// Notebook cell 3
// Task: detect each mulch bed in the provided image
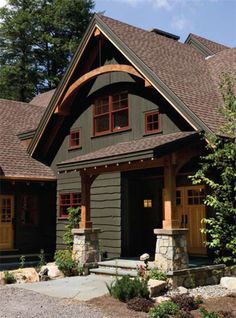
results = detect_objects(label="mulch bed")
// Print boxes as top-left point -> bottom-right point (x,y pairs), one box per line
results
88,294 -> 236,318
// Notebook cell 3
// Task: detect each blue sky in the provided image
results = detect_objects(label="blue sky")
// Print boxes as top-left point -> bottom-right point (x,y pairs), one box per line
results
95,0 -> 236,47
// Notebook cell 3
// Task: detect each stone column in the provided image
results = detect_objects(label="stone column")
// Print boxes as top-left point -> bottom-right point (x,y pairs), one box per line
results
154,228 -> 189,272
72,228 -> 101,272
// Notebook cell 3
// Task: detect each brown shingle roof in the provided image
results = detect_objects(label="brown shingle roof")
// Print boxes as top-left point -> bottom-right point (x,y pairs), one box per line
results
98,15 -> 234,132
0,99 -> 55,179
189,33 -> 229,54
60,131 -> 196,166
31,89 -> 55,108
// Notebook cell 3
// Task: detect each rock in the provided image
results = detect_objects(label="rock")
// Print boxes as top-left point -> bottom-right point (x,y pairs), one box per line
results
11,268 -> 39,284
148,279 -> 167,297
154,296 -> 171,304
220,277 -> 236,290
177,286 -> 188,294
40,262 -> 64,280
0,272 -> 6,285
140,253 -> 150,261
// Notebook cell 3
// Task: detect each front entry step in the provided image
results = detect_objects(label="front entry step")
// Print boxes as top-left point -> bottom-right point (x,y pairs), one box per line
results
89,259 -> 155,277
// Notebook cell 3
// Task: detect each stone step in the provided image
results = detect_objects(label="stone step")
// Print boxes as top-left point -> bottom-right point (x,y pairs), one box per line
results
90,267 -> 138,277
97,259 -> 155,270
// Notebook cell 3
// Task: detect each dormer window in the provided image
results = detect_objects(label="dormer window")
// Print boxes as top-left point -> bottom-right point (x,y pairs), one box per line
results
69,128 -> 81,149
145,111 -> 160,134
93,92 -> 129,136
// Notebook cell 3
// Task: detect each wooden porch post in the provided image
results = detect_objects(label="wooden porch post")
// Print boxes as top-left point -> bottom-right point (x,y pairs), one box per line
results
162,154 -> 179,229
79,172 -> 96,229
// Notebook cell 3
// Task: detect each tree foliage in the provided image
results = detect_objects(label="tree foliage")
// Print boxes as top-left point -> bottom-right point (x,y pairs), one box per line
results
0,0 -> 95,101
190,73 -> 236,265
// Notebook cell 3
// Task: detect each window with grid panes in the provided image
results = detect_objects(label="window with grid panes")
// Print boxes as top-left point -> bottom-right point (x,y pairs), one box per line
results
69,129 -> 80,148
93,92 -> 129,135
145,111 -> 160,133
59,193 -> 81,217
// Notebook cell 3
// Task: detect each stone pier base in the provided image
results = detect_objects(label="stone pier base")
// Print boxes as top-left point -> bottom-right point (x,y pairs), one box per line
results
72,228 -> 101,272
154,229 -> 189,272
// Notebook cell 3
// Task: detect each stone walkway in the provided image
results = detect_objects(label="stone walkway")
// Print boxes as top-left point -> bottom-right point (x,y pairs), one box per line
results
13,274 -> 113,301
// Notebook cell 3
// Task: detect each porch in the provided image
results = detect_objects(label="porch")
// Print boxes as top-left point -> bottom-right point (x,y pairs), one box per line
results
57,131 -> 206,271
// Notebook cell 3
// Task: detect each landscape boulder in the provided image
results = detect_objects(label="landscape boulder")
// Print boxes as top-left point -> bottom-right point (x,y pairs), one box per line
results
40,262 -> 64,280
220,277 -> 236,290
0,272 -> 6,285
148,279 -> 167,297
11,268 -> 39,283
154,296 -> 171,304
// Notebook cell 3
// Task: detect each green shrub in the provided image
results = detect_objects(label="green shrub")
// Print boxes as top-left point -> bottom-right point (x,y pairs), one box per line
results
199,307 -> 222,318
54,249 -> 83,277
63,207 -> 81,247
4,271 -> 16,284
127,297 -> 154,312
107,276 -> 149,302
149,268 -> 167,281
149,300 -> 180,318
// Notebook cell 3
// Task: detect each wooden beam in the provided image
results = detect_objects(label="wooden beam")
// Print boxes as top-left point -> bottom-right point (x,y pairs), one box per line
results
94,28 -> 101,37
79,172 -> 98,229
162,154 -> 179,229
58,64 -> 144,110
144,79 -> 152,87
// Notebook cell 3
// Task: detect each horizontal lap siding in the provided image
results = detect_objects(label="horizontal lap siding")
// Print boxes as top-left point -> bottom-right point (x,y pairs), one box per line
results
91,172 -> 121,258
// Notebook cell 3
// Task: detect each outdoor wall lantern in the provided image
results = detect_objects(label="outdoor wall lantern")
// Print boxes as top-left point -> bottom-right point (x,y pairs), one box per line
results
143,198 -> 152,208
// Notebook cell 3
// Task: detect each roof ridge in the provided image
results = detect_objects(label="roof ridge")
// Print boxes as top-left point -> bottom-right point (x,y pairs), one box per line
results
188,33 -> 229,49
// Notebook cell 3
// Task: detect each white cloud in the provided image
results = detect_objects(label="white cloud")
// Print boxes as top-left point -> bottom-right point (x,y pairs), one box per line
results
171,16 -> 188,31
152,0 -> 172,10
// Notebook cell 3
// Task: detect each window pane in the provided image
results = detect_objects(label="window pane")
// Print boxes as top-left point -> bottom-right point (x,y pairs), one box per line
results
146,112 -> 159,132
113,110 -> 128,129
70,130 -> 80,147
95,115 -> 109,133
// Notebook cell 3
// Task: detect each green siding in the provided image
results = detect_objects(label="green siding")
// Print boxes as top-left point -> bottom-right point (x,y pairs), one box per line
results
91,172 -> 121,258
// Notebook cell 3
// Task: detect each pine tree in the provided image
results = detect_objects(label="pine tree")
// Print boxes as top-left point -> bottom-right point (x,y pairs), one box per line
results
0,0 -> 95,101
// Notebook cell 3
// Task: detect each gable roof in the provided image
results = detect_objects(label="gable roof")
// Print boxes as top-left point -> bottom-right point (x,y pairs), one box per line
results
31,89 -> 56,107
28,14 -> 235,162
185,33 -> 229,55
0,99 -> 55,180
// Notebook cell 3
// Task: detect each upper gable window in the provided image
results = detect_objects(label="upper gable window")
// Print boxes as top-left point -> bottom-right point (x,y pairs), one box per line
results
93,92 -> 129,136
145,111 -> 160,134
69,129 -> 81,149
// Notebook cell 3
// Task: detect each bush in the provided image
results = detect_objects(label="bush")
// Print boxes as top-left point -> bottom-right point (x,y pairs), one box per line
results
4,271 -> 16,284
127,297 -> 154,312
149,300 -> 180,318
107,276 -> 150,302
199,307 -> 222,318
149,268 -> 167,281
171,294 -> 199,312
54,249 -> 83,276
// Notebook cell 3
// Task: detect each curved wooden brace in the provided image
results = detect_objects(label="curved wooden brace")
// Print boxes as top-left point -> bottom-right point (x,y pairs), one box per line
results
58,64 -> 144,110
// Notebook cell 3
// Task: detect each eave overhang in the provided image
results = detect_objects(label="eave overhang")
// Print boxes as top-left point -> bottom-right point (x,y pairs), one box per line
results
28,14 -> 212,163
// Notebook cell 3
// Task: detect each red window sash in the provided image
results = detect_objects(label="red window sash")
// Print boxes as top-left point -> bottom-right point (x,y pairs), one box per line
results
69,129 -> 81,148
59,193 -> 81,218
145,111 -> 160,134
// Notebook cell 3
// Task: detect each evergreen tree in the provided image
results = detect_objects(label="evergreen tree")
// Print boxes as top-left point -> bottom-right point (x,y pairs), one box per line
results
191,73 -> 236,265
0,0 -> 95,101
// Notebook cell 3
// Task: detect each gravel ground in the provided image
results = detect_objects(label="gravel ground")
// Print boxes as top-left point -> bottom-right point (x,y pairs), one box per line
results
0,286 -> 104,318
167,284 -> 236,299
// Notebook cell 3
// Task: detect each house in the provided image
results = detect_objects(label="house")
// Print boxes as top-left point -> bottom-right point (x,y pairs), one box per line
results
0,99 -> 56,256
27,15 -> 235,270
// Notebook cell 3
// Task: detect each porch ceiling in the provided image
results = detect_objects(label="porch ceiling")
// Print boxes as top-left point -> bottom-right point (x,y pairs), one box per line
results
57,131 -> 199,172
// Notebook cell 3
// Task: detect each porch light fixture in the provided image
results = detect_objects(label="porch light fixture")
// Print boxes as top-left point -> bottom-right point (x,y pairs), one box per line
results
143,199 -> 152,208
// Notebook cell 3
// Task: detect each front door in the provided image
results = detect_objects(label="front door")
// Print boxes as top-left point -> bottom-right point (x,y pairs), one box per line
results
176,186 -> 207,255
0,195 -> 14,250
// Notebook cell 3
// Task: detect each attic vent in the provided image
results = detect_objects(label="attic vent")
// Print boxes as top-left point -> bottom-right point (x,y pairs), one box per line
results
150,28 -> 180,41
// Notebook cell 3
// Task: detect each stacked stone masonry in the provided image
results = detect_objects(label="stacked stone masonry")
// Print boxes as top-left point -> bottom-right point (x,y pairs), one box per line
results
154,229 -> 189,272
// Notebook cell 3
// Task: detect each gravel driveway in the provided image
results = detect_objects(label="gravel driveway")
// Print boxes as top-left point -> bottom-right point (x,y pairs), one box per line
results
0,286 -> 104,318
